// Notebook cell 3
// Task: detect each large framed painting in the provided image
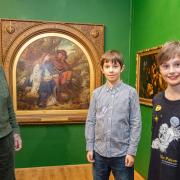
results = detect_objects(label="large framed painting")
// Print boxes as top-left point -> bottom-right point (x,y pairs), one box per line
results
136,46 -> 167,106
0,19 -> 104,124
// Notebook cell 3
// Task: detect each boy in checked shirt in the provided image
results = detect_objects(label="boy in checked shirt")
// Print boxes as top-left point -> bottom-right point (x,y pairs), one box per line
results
85,50 -> 141,180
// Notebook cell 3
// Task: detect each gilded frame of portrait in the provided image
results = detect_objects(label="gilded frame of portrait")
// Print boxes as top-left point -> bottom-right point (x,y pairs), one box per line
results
0,19 -> 104,124
136,46 -> 167,106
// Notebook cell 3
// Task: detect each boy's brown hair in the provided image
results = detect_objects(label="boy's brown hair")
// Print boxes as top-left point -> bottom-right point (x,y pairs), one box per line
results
157,40 -> 180,65
100,50 -> 124,68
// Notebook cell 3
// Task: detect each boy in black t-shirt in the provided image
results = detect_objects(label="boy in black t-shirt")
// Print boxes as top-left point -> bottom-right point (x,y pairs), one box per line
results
148,41 -> 180,180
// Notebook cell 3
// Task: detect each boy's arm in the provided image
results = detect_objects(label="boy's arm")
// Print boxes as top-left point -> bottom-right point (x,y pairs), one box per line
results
127,89 -> 142,156
85,92 -> 97,152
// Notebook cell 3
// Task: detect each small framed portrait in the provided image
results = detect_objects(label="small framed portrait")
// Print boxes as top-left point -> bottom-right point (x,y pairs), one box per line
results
1,19 -> 104,124
136,46 -> 167,106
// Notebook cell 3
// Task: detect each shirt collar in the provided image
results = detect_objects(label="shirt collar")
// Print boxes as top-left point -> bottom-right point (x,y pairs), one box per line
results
105,80 -> 123,93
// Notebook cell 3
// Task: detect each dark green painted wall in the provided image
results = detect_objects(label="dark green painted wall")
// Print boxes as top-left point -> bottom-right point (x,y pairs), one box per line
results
0,0 -> 132,168
16,124 -> 87,167
131,0 -> 180,178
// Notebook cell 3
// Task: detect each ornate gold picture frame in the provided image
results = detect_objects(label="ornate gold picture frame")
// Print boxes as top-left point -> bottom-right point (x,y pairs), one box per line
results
0,19 -> 104,124
136,46 -> 167,106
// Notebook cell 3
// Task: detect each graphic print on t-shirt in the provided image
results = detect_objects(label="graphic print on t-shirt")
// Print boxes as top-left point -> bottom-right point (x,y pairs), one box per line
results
152,116 -> 180,153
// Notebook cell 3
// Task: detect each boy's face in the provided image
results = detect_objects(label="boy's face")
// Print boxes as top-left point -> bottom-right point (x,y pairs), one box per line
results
101,60 -> 124,85
159,56 -> 180,87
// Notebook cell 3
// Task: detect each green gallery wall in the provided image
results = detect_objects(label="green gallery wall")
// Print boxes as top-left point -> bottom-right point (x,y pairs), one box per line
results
1,0 -> 180,179
131,0 -> 180,178
0,0 -> 132,169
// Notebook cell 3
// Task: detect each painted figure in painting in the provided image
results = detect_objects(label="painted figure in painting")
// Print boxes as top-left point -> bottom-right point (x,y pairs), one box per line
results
51,50 -> 73,103
37,49 -> 73,107
140,55 -> 166,99
16,36 -> 90,110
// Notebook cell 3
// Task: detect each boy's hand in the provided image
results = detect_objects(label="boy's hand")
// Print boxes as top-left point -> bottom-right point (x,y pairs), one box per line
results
87,151 -> 95,163
13,133 -> 22,151
125,154 -> 134,167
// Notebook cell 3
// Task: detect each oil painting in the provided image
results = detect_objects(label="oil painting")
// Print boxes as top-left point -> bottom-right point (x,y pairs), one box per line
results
16,34 -> 90,111
136,46 -> 167,106
0,19 -> 104,123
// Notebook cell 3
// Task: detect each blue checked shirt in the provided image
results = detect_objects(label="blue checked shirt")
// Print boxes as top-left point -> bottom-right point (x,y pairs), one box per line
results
85,81 -> 141,157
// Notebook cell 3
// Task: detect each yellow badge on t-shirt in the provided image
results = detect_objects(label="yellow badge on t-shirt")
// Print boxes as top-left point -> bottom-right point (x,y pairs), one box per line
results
155,105 -> 161,112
